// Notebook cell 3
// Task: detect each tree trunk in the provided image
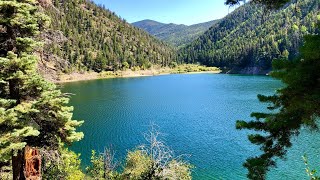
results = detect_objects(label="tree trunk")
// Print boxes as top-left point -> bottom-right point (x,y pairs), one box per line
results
24,146 -> 41,180
12,150 -> 25,180
9,79 -> 20,104
10,77 -> 24,179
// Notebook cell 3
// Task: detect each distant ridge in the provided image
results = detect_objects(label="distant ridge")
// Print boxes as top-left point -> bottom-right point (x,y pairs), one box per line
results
132,19 -> 220,47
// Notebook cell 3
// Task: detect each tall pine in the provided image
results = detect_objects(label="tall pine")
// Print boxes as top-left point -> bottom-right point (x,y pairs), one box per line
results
0,0 -> 83,179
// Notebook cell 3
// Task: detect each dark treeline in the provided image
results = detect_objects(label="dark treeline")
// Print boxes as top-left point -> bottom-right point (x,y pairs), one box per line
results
178,0 -> 319,73
44,0 -> 176,73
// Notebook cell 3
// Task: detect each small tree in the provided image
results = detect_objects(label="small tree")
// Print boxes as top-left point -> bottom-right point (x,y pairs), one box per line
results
122,61 -> 130,70
0,0 -> 83,178
169,61 -> 178,69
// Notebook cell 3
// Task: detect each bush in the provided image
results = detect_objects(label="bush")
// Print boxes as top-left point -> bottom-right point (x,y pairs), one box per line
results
42,147 -> 85,180
122,150 -> 153,179
122,61 -> 130,70
86,150 -> 105,180
132,66 -> 141,71
86,126 -> 192,180
169,62 -> 178,68
141,62 -> 152,70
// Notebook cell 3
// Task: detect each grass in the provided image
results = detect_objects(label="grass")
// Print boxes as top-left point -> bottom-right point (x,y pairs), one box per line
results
170,64 -> 220,74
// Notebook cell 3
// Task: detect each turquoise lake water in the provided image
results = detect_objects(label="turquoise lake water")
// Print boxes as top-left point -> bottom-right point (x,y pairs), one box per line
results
61,74 -> 320,179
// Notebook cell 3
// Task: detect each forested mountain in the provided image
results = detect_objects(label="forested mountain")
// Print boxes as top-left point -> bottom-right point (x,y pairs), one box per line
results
39,0 -> 176,80
132,19 -> 219,47
178,0 -> 319,74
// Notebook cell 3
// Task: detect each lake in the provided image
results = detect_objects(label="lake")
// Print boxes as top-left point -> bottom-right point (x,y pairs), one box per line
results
61,74 -> 320,179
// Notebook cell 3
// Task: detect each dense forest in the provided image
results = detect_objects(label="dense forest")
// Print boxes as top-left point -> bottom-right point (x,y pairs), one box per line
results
0,1 -> 191,179
133,19 -> 219,47
40,0 -> 176,79
1,0 -> 320,179
178,0 -> 319,74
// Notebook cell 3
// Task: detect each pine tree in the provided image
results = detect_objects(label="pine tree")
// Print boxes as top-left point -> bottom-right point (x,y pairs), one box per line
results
180,0 -> 318,72
0,0 -> 83,179
224,0 -> 320,179
236,25 -> 320,179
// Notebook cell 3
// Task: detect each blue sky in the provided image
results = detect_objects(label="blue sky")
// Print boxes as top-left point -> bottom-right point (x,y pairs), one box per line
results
93,0 -> 235,25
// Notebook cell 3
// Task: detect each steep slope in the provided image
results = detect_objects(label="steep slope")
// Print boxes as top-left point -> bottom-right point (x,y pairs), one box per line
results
179,0 -> 319,74
132,19 -> 219,47
39,0 -> 176,80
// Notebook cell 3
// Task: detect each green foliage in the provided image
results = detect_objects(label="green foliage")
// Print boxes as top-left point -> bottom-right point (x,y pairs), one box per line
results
141,60 -> 152,70
171,64 -> 219,74
122,150 -> 153,179
225,0 -> 290,9
169,61 -> 178,68
0,0 -> 83,173
164,160 -> 192,180
121,149 -> 192,180
236,22 -> 320,179
132,66 -> 141,71
179,0 -> 319,72
86,150 -> 105,180
86,128 -> 192,180
122,61 -> 130,70
42,147 -> 85,180
44,0 -> 177,73
0,163 -> 12,180
86,149 -> 121,180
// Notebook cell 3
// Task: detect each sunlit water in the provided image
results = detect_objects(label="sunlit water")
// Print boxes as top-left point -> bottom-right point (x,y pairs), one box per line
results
61,74 -> 320,179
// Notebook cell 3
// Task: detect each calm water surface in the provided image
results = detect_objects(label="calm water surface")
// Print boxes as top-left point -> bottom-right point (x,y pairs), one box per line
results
61,74 -> 320,180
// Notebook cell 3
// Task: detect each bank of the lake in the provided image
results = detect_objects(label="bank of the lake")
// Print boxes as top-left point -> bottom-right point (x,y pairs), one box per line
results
61,73 -> 320,179
57,64 -> 220,83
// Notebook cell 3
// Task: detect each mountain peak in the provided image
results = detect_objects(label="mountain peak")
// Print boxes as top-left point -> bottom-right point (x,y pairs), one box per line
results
132,19 -> 219,47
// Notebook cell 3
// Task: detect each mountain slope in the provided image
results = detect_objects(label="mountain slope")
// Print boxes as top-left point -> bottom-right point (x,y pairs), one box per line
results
179,0 -> 319,74
132,19 -> 219,47
39,0 -> 176,81
132,19 -> 166,33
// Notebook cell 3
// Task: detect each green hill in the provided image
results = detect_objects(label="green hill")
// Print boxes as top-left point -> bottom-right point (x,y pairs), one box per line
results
178,0 -> 319,74
39,0 -> 176,80
132,19 -> 219,47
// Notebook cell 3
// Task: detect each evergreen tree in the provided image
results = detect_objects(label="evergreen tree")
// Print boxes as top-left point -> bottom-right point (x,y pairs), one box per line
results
0,0 -> 83,178
43,0 -> 177,75
225,0 -> 290,9
236,24 -> 320,179
224,0 -> 320,179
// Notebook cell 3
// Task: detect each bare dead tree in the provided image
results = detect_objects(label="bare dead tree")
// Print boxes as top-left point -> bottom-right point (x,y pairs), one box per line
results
138,124 -> 191,179
103,147 -> 118,179
142,125 -> 173,169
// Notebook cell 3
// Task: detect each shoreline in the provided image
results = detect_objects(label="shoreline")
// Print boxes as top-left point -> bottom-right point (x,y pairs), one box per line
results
56,69 -> 221,83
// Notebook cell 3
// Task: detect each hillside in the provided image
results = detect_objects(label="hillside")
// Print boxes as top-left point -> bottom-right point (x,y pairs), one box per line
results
178,0 -> 319,74
38,0 -> 176,81
132,19 -> 219,47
